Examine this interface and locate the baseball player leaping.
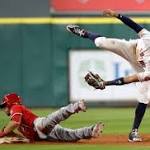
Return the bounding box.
[66,9,150,142]
[0,93,104,142]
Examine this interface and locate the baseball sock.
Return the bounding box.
[84,31,101,41]
[132,102,147,130]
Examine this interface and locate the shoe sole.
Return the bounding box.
[128,138,142,142]
[66,24,79,33]
[92,122,104,138]
[78,99,86,112]
[99,123,104,134]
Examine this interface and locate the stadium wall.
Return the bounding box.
[0,20,150,107]
[0,0,150,107]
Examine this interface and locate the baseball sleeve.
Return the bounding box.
[10,105,23,124]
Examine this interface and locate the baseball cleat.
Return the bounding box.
[92,122,104,138]
[66,24,86,37]
[128,129,142,142]
[78,99,86,112]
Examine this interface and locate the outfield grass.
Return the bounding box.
[1,144,150,150]
[0,107,150,150]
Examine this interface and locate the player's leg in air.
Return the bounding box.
[66,9,148,142]
[66,9,144,57]
[66,23,139,64]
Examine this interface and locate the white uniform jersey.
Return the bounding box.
[94,29,150,104]
[137,29,150,71]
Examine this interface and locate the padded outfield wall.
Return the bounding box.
[0,17,150,107]
[0,0,150,107]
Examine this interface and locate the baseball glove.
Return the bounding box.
[84,72,105,90]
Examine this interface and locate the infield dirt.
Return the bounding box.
[34,134,150,146]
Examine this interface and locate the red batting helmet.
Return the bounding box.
[0,93,22,108]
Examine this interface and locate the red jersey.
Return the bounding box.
[10,104,39,141]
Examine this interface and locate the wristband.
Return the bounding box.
[106,77,125,86]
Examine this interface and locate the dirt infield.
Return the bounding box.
[80,134,150,146]
[36,134,150,146]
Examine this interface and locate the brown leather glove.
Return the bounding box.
[84,72,105,90]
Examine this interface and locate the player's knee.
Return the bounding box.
[94,37,106,48]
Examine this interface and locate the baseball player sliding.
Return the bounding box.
[66,9,150,142]
[0,93,104,142]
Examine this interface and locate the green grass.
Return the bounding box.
[0,107,150,150]
[1,144,150,150]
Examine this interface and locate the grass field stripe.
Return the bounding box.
[0,17,150,24]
